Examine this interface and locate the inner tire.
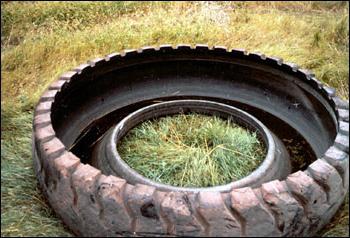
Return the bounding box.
[92,99,291,192]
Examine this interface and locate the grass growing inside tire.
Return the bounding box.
[118,113,266,187]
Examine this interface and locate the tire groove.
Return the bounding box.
[181,193,207,235]
[45,147,66,160]
[284,185,310,237]
[306,168,331,204]
[122,184,137,234]
[38,139,65,175]
[42,147,64,188]
[285,182,309,212]
[192,193,210,236]
[253,188,283,234]
[88,173,109,236]
[154,191,173,235]
[39,97,55,102]
[34,122,52,130]
[34,108,51,116]
[221,192,246,237]
[332,165,345,188]
[70,164,83,207]
[37,134,55,144]
[287,190,308,214]
[323,149,347,188]
[93,174,105,222]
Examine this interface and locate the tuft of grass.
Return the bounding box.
[1,1,147,47]
[1,1,348,237]
[118,114,265,187]
[1,108,72,237]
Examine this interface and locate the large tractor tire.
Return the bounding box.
[33,44,349,237]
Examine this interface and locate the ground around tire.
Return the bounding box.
[1,1,349,236]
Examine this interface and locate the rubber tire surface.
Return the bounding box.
[32,44,349,237]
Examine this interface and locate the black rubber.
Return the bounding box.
[53,46,336,166]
